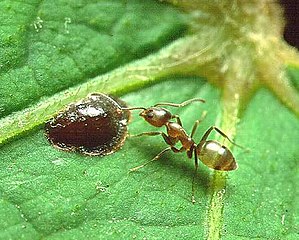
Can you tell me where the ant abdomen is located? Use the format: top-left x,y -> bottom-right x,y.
197,140 -> 238,171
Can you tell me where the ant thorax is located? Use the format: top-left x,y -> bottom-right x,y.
166,122 -> 195,150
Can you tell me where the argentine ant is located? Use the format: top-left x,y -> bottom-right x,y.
123,98 -> 242,203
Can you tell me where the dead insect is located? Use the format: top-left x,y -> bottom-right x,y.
45,93 -> 130,156
123,98 -> 242,203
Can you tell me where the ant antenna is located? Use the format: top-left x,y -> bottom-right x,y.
154,98 -> 205,108
121,107 -> 146,111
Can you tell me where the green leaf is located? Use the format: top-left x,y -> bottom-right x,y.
0,0 -> 185,118
0,79 -> 211,239
1,1 -> 299,240
1,78 -> 298,239
223,88 -> 299,239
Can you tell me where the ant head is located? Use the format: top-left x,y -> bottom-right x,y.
139,107 -> 172,127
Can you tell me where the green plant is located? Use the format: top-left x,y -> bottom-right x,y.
0,1 -> 298,239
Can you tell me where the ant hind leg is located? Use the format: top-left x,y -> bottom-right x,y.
200,126 -> 244,149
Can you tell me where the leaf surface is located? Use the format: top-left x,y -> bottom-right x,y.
0,0 -> 185,118
0,1 -> 299,240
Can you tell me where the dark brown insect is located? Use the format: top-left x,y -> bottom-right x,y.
45,93 -> 130,156
123,98 -> 242,203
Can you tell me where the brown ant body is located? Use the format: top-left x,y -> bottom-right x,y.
123,98 -> 241,203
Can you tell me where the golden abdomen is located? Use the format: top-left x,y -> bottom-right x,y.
197,140 -> 238,171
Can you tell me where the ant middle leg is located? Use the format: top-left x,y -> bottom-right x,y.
170,146 -> 185,153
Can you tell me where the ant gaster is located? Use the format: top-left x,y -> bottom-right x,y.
123,98 -> 242,203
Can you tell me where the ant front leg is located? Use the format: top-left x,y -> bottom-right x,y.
130,131 -> 175,146
129,131 -> 163,138
130,144 -> 185,172
129,147 -> 172,172
129,132 -> 177,172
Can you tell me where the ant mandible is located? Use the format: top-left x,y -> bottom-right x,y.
123,98 -> 242,203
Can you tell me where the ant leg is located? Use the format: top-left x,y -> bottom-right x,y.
190,111 -> 207,138
154,98 -> 205,108
129,131 -> 163,138
191,147 -> 198,204
171,146 -> 185,153
200,126 -> 244,149
129,147 -> 172,172
130,131 -> 177,150
172,115 -> 182,126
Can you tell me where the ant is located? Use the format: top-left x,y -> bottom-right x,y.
123,98 -> 243,203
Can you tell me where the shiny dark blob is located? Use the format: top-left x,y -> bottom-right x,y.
45,93 -> 130,156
